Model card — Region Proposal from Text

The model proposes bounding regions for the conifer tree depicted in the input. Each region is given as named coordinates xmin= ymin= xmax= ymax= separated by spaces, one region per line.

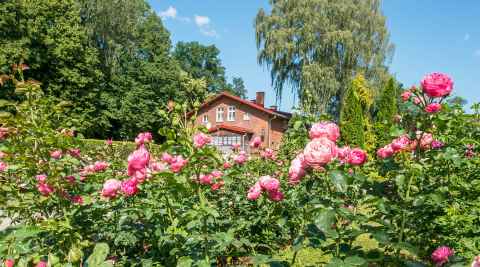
xmin=375 ymin=78 xmax=398 ymax=146
xmin=340 ymin=86 xmax=365 ymax=148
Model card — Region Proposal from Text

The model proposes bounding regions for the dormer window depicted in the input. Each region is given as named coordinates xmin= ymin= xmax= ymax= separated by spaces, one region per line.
xmin=216 ymin=107 xmax=224 ymax=122
xmin=227 ymin=106 xmax=236 ymax=121
xmin=243 ymin=112 xmax=250 ymax=121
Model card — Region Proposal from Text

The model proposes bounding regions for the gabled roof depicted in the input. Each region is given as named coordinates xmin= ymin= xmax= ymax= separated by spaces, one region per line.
xmin=208 ymin=124 xmax=253 ymax=135
xmin=196 ymin=91 xmax=291 ymax=119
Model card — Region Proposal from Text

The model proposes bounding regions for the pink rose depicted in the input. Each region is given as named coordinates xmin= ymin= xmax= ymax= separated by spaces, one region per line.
xmin=211 ymin=170 xmax=223 ymax=178
xmin=161 ymin=152 xmax=174 ymax=164
xmin=431 ymin=246 xmax=454 ymax=266
xmin=70 ymin=195 xmax=83 ymax=205
xmin=391 ymin=135 xmax=411 ymax=152
xmin=106 ymin=138 xmax=113 ymax=146
xmin=193 ymin=132 xmax=212 ymax=148
xmin=419 ymin=133 xmax=434 ymax=149
xmin=127 ymin=145 xmax=150 ymax=177
xmin=261 ymin=148 xmax=276 ymax=159
xmin=199 ymin=174 xmax=213 ymax=185
xmin=121 ymin=178 xmax=139 ymax=196
xmin=303 ymin=138 xmax=337 ymax=168
xmin=413 ymin=97 xmax=422 ymax=105
xmin=346 ymin=148 xmax=367 ymax=166
xmin=68 ymin=148 xmax=81 ymax=158
xmin=169 ymin=156 xmax=188 ymax=173
xmin=0 ymin=162 xmax=7 ymax=172
xmin=259 ymin=176 xmax=280 ymax=192
xmin=101 ymin=179 xmax=121 ymax=198
xmin=432 ymin=140 xmax=444 ymax=149
xmin=232 ymin=143 xmax=241 ymax=150
xmin=37 ymin=183 xmax=54 ymax=196
xmin=94 ymin=161 xmax=109 ymax=172
xmin=36 ymin=174 xmax=47 ymax=183
xmin=35 ymin=261 xmax=47 ymax=267
xmin=223 ymin=162 xmax=232 ymax=169
xmin=4 ymin=259 xmax=15 ymax=267
xmin=267 ymin=190 xmax=284 ymax=202
xmin=247 ymin=182 xmax=262 ymax=200
xmin=288 ymin=156 xmax=306 ymax=185
xmin=336 ymin=146 xmax=351 ymax=161
xmin=377 ymin=144 xmax=394 ymax=159
xmin=135 ymin=132 xmax=153 ymax=147
xmin=65 ymin=175 xmax=76 ymax=184
xmin=425 ymin=103 xmax=442 ymax=113
xmin=309 ymin=121 xmax=340 ymax=142
xmin=150 ymin=161 xmax=168 ymax=173
xmin=250 ymin=136 xmax=262 ymax=148
xmin=50 ymin=150 xmax=62 ymax=159
xmin=0 ymin=128 xmax=9 ymax=140
xmin=471 ymin=256 xmax=480 ymax=267
xmin=211 ymin=180 xmax=224 ymax=191
xmin=234 ymin=151 xmax=248 ymax=165
xmin=421 ymin=73 xmax=453 ymax=98
xmin=401 ymin=91 xmax=412 ymax=102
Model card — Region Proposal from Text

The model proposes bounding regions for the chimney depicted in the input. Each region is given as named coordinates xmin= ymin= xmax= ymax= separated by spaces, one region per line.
xmin=255 ymin=91 xmax=265 ymax=107
xmin=269 ymin=105 xmax=277 ymax=111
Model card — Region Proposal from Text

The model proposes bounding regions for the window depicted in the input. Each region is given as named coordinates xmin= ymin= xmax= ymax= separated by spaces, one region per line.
xmin=202 ymin=115 xmax=208 ymax=124
xmin=216 ymin=107 xmax=224 ymax=122
xmin=243 ymin=112 xmax=250 ymax=121
xmin=227 ymin=106 xmax=236 ymax=121
xmin=211 ymin=135 xmax=241 ymax=146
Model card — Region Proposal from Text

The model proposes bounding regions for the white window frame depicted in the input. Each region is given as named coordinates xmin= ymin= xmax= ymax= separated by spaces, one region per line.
xmin=227 ymin=106 xmax=236 ymax=121
xmin=216 ymin=107 xmax=224 ymax=122
xmin=243 ymin=112 xmax=250 ymax=121
xmin=202 ymin=115 xmax=209 ymax=124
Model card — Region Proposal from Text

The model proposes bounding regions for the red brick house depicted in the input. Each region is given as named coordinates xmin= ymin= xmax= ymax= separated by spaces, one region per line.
xmin=192 ymin=91 xmax=291 ymax=153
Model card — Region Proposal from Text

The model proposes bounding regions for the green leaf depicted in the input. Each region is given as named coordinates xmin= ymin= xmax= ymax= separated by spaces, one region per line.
xmin=314 ymin=209 xmax=336 ymax=237
xmin=86 ymin=243 xmax=109 ymax=266
xmin=176 ymin=256 xmax=193 ymax=267
xmin=344 ymin=256 xmax=366 ymax=266
xmin=329 ymin=171 xmax=347 ymax=192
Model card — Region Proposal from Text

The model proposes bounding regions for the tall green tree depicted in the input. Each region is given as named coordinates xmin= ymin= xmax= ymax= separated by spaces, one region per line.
xmin=255 ymin=0 xmax=394 ymax=115
xmin=374 ymin=78 xmax=398 ymax=146
xmin=229 ymin=77 xmax=247 ymax=99
xmin=340 ymin=80 xmax=366 ymax=148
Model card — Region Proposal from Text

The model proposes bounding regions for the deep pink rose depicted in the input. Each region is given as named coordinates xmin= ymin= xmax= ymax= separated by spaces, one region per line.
xmin=193 ymin=132 xmax=212 ymax=148
xmin=36 ymin=174 xmax=47 ymax=183
xmin=101 ymin=179 xmax=121 ymax=198
xmin=247 ymin=182 xmax=263 ymax=200
xmin=121 ymin=178 xmax=139 ymax=196
xmin=377 ymin=144 xmax=394 ymax=159
xmin=303 ymin=138 xmax=337 ymax=168
xmin=288 ymin=156 xmax=306 ymax=185
xmin=211 ymin=170 xmax=223 ymax=178
xmin=250 ymin=136 xmax=262 ymax=148
xmin=4 ymin=259 xmax=15 ymax=267
xmin=421 ymin=73 xmax=453 ymax=98
xmin=135 ymin=132 xmax=153 ymax=147
xmin=346 ymin=148 xmax=367 ymax=166
xmin=35 ymin=261 xmax=47 ymax=267
xmin=401 ymin=91 xmax=412 ymax=102
xmin=199 ymin=174 xmax=213 ymax=185
xmin=211 ymin=180 xmax=224 ymax=191
xmin=259 ymin=176 xmax=280 ymax=192
xmin=94 ymin=161 xmax=109 ymax=172
xmin=391 ymin=135 xmax=411 ymax=152
xmin=50 ymin=150 xmax=62 ymax=159
xmin=65 ymin=175 xmax=76 ymax=184
xmin=234 ymin=151 xmax=248 ymax=165
xmin=127 ymin=145 xmax=150 ymax=177
xmin=432 ymin=140 xmax=444 ymax=149
xmin=0 ymin=162 xmax=7 ymax=172
xmin=106 ymin=138 xmax=113 ymax=146
xmin=68 ymin=148 xmax=81 ymax=158
xmin=336 ymin=146 xmax=351 ymax=161
xmin=169 ymin=156 xmax=188 ymax=173
xmin=267 ymin=190 xmax=284 ymax=202
xmin=161 ymin=152 xmax=174 ymax=164
xmin=309 ymin=121 xmax=340 ymax=142
xmin=223 ymin=162 xmax=232 ymax=169
xmin=425 ymin=103 xmax=442 ymax=113
xmin=70 ymin=195 xmax=83 ymax=205
xmin=37 ymin=183 xmax=54 ymax=196
xmin=431 ymin=246 xmax=454 ymax=266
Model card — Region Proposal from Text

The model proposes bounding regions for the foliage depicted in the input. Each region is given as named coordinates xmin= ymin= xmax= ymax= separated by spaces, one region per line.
xmin=255 ymin=0 xmax=394 ymax=115
xmin=340 ymin=86 xmax=365 ymax=148
xmin=375 ymin=78 xmax=399 ymax=146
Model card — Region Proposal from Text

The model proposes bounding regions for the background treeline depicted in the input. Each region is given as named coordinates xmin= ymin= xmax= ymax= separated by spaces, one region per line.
xmin=0 ymin=0 xmax=245 ymax=140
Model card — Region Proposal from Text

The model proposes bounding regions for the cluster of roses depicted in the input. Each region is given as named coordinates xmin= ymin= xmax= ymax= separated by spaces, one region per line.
xmin=376 ymin=132 xmax=444 ymax=159
xmin=401 ymin=72 xmax=453 ymax=113
xmin=3 ymin=259 xmax=47 ymax=267
xmin=198 ymin=170 xmax=225 ymax=191
xmin=288 ymin=121 xmax=367 ymax=185
xmin=247 ymin=175 xmax=284 ymax=202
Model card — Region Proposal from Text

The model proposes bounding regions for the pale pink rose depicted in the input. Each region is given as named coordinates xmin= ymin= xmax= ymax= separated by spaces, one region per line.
xmin=413 ymin=97 xmax=422 ymax=105
xmin=288 ymin=156 xmax=306 ymax=185
xmin=377 ymin=144 xmax=394 ymax=159
xmin=199 ymin=174 xmax=213 ymax=185
xmin=68 ymin=148 xmax=81 ymax=158
xmin=420 ymin=133 xmax=434 ymax=149
xmin=267 ymin=190 xmax=284 ymax=202
xmin=50 ymin=150 xmax=62 ymax=159
xmin=0 ymin=151 xmax=6 ymax=158
xmin=4 ymin=259 xmax=15 ymax=267
xmin=250 ymin=136 xmax=262 ymax=148
xmin=303 ymin=138 xmax=337 ymax=168
xmin=432 ymin=140 xmax=444 ymax=149
xmin=131 ymin=169 xmax=147 ymax=183
xmin=70 ymin=195 xmax=83 ymax=205
xmin=401 ymin=91 xmax=412 ymax=102
xmin=425 ymin=103 xmax=442 ymax=113
xmin=223 ymin=162 xmax=232 ymax=169
xmin=232 ymin=143 xmax=241 ymax=150
xmin=234 ymin=151 xmax=248 ymax=165
xmin=211 ymin=180 xmax=224 ymax=191
xmin=259 ymin=176 xmax=280 ymax=192
xmin=169 ymin=156 xmax=188 ymax=173
xmin=336 ymin=146 xmax=351 ymax=161
xmin=261 ymin=148 xmax=276 ymax=159
xmin=135 ymin=132 xmax=153 ymax=147
xmin=127 ymin=145 xmax=150 ymax=177
xmin=94 ymin=161 xmax=109 ymax=172
xmin=247 ymin=182 xmax=262 ymax=200
xmin=211 ymin=170 xmax=223 ymax=178
xmin=0 ymin=162 xmax=7 ymax=172
xmin=150 ymin=161 xmax=168 ymax=173
xmin=101 ymin=179 xmax=121 ymax=198
xmin=106 ymin=138 xmax=113 ymax=146
xmin=470 ymin=256 xmax=480 ymax=267
xmin=37 ymin=183 xmax=54 ymax=196
xmin=391 ymin=135 xmax=411 ymax=152
xmin=346 ymin=148 xmax=367 ymax=166
xmin=431 ymin=246 xmax=454 ymax=266
xmin=35 ymin=174 xmax=47 ymax=183
xmin=121 ymin=178 xmax=139 ymax=196
xmin=161 ymin=152 xmax=174 ymax=164
xmin=421 ymin=73 xmax=453 ymax=98
xmin=193 ymin=132 xmax=212 ymax=148
xmin=309 ymin=121 xmax=340 ymax=142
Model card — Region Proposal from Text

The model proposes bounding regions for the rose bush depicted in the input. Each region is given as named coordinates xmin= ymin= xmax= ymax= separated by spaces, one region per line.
xmin=0 ymin=69 xmax=479 ymax=266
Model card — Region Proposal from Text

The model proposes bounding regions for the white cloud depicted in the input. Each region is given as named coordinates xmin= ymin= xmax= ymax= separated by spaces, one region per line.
xmin=464 ymin=33 xmax=470 ymax=41
xmin=159 ymin=6 xmax=177 ymax=19
xmin=474 ymin=49 xmax=480 ymax=57
xmin=194 ymin=15 xmax=219 ymax=37
xmin=194 ymin=15 xmax=210 ymax=27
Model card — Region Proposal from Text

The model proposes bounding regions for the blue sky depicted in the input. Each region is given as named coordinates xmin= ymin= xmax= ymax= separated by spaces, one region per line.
xmin=148 ymin=0 xmax=480 ymax=111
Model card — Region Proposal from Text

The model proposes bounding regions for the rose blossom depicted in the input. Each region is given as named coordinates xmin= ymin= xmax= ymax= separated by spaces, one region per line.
xmin=309 ymin=121 xmax=340 ymax=142
xmin=65 ymin=175 xmax=76 ymax=184
xmin=36 ymin=174 xmax=47 ymax=183
xmin=223 ymin=162 xmax=232 ymax=169
xmin=259 ymin=176 xmax=280 ymax=192
xmin=37 ymin=183 xmax=54 ymax=196
xmin=250 ymin=136 xmax=262 ymax=148
xmin=346 ymin=148 xmax=367 ymax=166
xmin=419 ymin=133 xmax=434 ymax=149
xmin=391 ymin=135 xmax=411 ymax=152
xmin=35 ymin=261 xmax=47 ymax=267
xmin=234 ymin=151 xmax=248 ymax=165
xmin=4 ymin=259 xmax=14 ymax=267
xmin=0 ymin=162 xmax=7 ymax=172
xmin=431 ymin=246 xmax=454 ymax=266
xmin=267 ymin=190 xmax=284 ymax=202
xmin=70 ymin=195 xmax=83 ymax=205
xmin=425 ymin=103 xmax=442 ymax=113
xmin=336 ymin=146 xmax=351 ymax=161
xmin=0 ymin=128 xmax=9 ymax=140
xmin=127 ymin=145 xmax=150 ymax=177
xmin=432 ymin=140 xmax=444 ymax=149
xmin=150 ymin=161 xmax=168 ymax=173
xmin=377 ymin=144 xmax=394 ymax=159
xmin=413 ymin=97 xmax=422 ymax=105
xmin=199 ymin=174 xmax=213 ymax=185
xmin=421 ymin=73 xmax=453 ymax=98
xmin=135 ymin=132 xmax=153 ymax=147
xmin=169 ymin=156 xmax=188 ymax=173
xmin=261 ymin=148 xmax=275 ymax=159
xmin=101 ymin=179 xmax=122 ymax=198
xmin=211 ymin=180 xmax=224 ymax=191
xmin=471 ymin=256 xmax=480 ymax=267
xmin=247 ymin=182 xmax=262 ymax=200
xmin=288 ymin=156 xmax=306 ymax=185
xmin=50 ymin=150 xmax=62 ymax=159
xmin=161 ymin=152 xmax=174 ymax=164
xmin=303 ymin=137 xmax=337 ymax=169
xmin=193 ymin=132 xmax=212 ymax=148
xmin=211 ymin=170 xmax=223 ymax=178
xmin=68 ymin=148 xmax=81 ymax=158
xmin=121 ymin=178 xmax=139 ymax=196
xmin=232 ymin=143 xmax=241 ymax=150
xmin=106 ymin=138 xmax=113 ymax=146
xmin=401 ymin=91 xmax=412 ymax=102
xmin=94 ymin=161 xmax=109 ymax=172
